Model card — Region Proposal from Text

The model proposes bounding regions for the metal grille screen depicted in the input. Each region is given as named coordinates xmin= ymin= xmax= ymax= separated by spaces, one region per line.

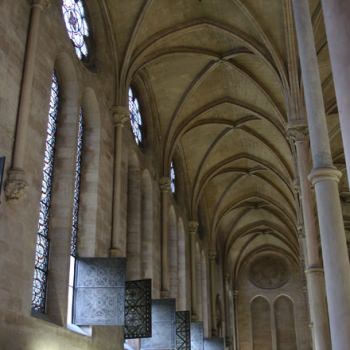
xmin=176 ymin=311 xmax=191 ymax=350
xmin=124 ymin=279 xmax=152 ymax=339
xmin=73 ymin=257 xmax=126 ymax=325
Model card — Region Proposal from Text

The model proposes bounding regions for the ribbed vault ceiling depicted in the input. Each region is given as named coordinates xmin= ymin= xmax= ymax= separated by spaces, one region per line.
xmin=104 ymin=0 xmax=341 ymax=278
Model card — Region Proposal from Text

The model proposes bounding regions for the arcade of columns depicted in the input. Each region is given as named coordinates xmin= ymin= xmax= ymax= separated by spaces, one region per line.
xmin=3 ymin=0 xmax=350 ymax=349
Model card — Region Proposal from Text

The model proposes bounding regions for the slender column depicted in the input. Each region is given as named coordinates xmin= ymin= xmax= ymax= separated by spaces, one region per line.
xmin=110 ymin=106 xmax=129 ymax=257
xmin=321 ymin=0 xmax=350 ymax=179
xmin=223 ymin=275 xmax=232 ymax=350
xmin=5 ymin=0 xmax=50 ymax=200
xmin=208 ymin=250 xmax=217 ymax=336
xmin=188 ymin=221 xmax=199 ymax=320
xmin=232 ymin=289 xmax=238 ymax=350
xmin=160 ymin=177 xmax=171 ymax=297
xmin=293 ymin=1 xmax=350 ymax=349
xmin=288 ymin=122 xmax=331 ymax=350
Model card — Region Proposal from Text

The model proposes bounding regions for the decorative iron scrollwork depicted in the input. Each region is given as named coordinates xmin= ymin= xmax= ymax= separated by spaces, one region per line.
xmin=176 ymin=311 xmax=191 ymax=350
xmin=124 ymin=279 xmax=152 ymax=339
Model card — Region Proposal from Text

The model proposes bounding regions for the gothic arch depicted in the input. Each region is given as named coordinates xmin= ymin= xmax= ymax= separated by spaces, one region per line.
xmin=45 ymin=52 xmax=80 ymax=325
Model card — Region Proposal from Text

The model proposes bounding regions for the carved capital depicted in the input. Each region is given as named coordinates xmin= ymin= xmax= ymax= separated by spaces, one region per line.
xmin=308 ymin=167 xmax=342 ymax=185
xmin=208 ymin=250 xmax=217 ymax=261
xmin=159 ymin=177 xmax=171 ymax=192
xmin=32 ymin=0 xmax=50 ymax=10
xmin=287 ymin=120 xmax=308 ymax=143
xmin=5 ymin=168 xmax=27 ymax=200
xmin=111 ymin=106 xmax=129 ymax=127
xmin=188 ymin=221 xmax=199 ymax=235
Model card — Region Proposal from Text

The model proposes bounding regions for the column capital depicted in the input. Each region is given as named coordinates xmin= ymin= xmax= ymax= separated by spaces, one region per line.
xmin=208 ymin=250 xmax=217 ymax=260
xmin=188 ymin=221 xmax=199 ymax=235
xmin=32 ymin=0 xmax=51 ymax=10
xmin=111 ymin=105 xmax=129 ymax=127
xmin=308 ymin=167 xmax=342 ymax=185
xmin=5 ymin=168 xmax=27 ymax=201
xmin=287 ymin=120 xmax=309 ymax=143
xmin=159 ymin=177 xmax=171 ymax=192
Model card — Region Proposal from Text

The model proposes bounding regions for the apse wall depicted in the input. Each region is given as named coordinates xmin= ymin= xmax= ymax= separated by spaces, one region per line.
xmin=236 ymin=253 xmax=310 ymax=350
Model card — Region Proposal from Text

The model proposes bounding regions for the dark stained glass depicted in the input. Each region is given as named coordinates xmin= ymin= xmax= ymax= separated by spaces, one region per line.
xmin=62 ymin=0 xmax=89 ymax=60
xmin=128 ymin=87 xmax=143 ymax=145
xmin=32 ymin=72 xmax=59 ymax=313
xmin=70 ymin=109 xmax=83 ymax=257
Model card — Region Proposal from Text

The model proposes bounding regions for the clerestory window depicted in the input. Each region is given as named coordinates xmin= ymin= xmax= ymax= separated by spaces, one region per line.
xmin=62 ymin=0 xmax=90 ymax=61
xmin=170 ymin=161 xmax=176 ymax=193
xmin=128 ymin=87 xmax=144 ymax=146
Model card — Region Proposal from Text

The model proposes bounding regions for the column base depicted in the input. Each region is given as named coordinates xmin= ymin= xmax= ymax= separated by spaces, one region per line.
xmin=5 ymin=168 xmax=27 ymax=200
xmin=109 ymin=247 xmax=124 ymax=257
xmin=160 ymin=289 xmax=170 ymax=298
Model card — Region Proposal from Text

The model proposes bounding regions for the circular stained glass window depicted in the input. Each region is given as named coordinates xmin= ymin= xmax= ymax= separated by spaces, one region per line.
xmin=62 ymin=0 xmax=90 ymax=60
xmin=128 ymin=88 xmax=143 ymax=145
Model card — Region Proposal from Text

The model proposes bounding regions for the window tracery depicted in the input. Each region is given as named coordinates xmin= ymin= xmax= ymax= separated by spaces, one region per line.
xmin=62 ymin=0 xmax=90 ymax=60
xmin=128 ymin=87 xmax=143 ymax=145
xmin=32 ymin=72 xmax=59 ymax=313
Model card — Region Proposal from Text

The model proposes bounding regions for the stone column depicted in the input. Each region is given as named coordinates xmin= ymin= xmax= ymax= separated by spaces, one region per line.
xmin=160 ymin=177 xmax=171 ymax=297
xmin=288 ymin=122 xmax=331 ymax=350
xmin=208 ymin=250 xmax=217 ymax=336
xmin=293 ymin=1 xmax=350 ymax=348
xmin=5 ymin=0 xmax=50 ymax=200
xmin=188 ymin=221 xmax=199 ymax=320
xmin=223 ymin=275 xmax=232 ymax=350
xmin=232 ymin=289 xmax=238 ymax=350
xmin=110 ymin=106 xmax=129 ymax=257
xmin=321 ymin=0 xmax=350 ymax=179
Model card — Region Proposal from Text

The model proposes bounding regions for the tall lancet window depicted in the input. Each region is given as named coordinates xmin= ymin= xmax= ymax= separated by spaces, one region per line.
xmin=170 ymin=161 xmax=176 ymax=193
xmin=62 ymin=0 xmax=90 ymax=61
xmin=70 ymin=109 xmax=83 ymax=258
xmin=32 ymin=73 xmax=60 ymax=313
xmin=128 ymin=87 xmax=144 ymax=146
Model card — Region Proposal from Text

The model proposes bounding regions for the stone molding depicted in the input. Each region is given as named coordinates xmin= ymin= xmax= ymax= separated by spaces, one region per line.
xmin=5 ymin=168 xmax=27 ymax=201
xmin=159 ymin=177 xmax=171 ymax=192
xmin=32 ymin=0 xmax=51 ymax=10
xmin=188 ymin=221 xmax=199 ymax=235
xmin=111 ymin=106 xmax=129 ymax=127
xmin=287 ymin=120 xmax=309 ymax=142
xmin=308 ymin=167 xmax=342 ymax=185
xmin=208 ymin=250 xmax=217 ymax=261
xmin=305 ymin=266 xmax=324 ymax=275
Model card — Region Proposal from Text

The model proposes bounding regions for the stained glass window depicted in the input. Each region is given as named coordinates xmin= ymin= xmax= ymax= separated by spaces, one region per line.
xmin=170 ymin=161 xmax=176 ymax=193
xmin=32 ymin=72 xmax=60 ymax=313
xmin=62 ymin=0 xmax=90 ymax=60
xmin=70 ymin=109 xmax=83 ymax=257
xmin=128 ymin=87 xmax=143 ymax=145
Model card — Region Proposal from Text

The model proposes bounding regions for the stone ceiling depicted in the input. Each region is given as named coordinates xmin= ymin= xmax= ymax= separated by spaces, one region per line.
xmin=104 ymin=0 xmax=342 ymax=278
